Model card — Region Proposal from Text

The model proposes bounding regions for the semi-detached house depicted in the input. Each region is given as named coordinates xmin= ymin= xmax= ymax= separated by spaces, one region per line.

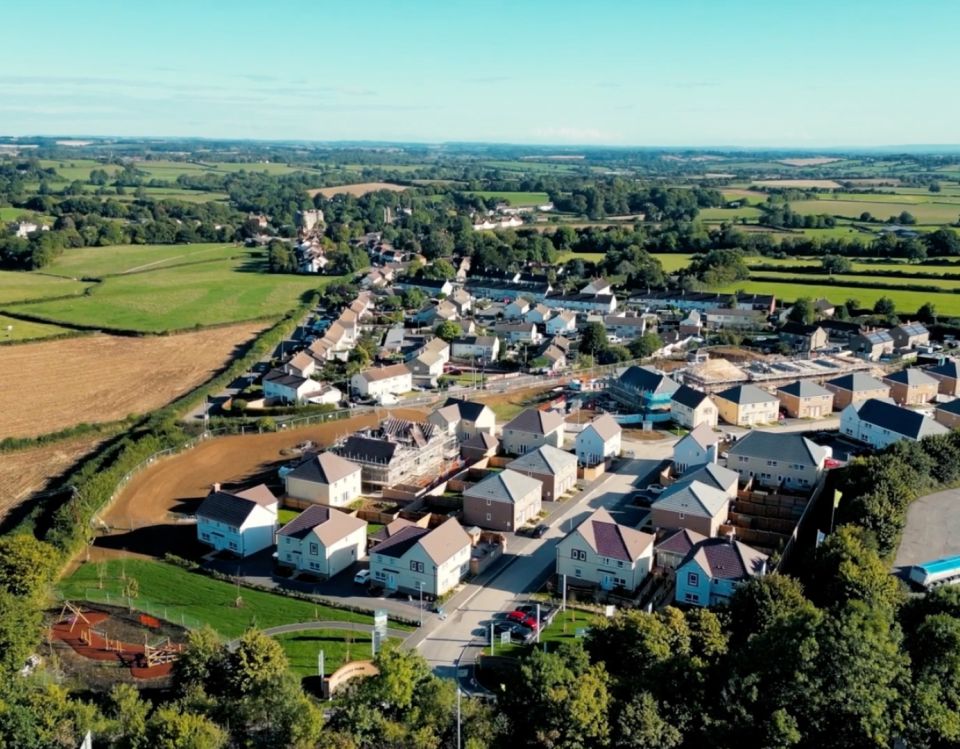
xmin=675 ymin=537 xmax=768 ymax=607
xmin=556 ymin=508 xmax=655 ymax=592
xmin=351 ymin=363 xmax=412 ymax=399
xmin=501 ymin=408 xmax=565 ymax=455
xmin=462 ymin=469 xmax=542 ymax=531
xmin=726 ymin=430 xmax=831 ymax=491
xmin=276 ymin=504 xmax=367 ymax=579
xmin=368 ymin=518 xmax=472 ymax=597
xmin=507 ymin=444 xmax=578 ymax=501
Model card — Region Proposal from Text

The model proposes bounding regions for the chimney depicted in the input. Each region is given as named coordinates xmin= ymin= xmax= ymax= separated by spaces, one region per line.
xmin=212 ymin=482 xmax=221 ymax=493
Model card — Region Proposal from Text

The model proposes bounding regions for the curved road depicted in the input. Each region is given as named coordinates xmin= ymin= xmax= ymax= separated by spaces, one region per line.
xmin=228 ymin=620 xmax=409 ymax=648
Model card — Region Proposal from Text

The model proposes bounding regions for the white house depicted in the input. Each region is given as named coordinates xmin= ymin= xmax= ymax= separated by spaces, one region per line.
xmin=451 ymin=336 xmax=500 ymax=361
xmin=543 ymin=293 xmax=617 ymax=314
xmin=581 ymin=277 xmax=613 ymax=296
xmin=546 ymin=310 xmax=578 ymax=335
xmin=575 ymin=413 xmax=622 ymax=467
xmin=675 ymin=537 xmax=768 ymax=607
xmin=195 ymin=484 xmax=278 ymax=558
xmin=284 ymin=452 xmax=363 ymax=508
xmin=501 ymin=408 xmax=565 ymax=455
xmin=368 ymin=518 xmax=472 ymax=597
xmin=428 ymin=398 xmax=497 ymax=441
xmin=524 ymin=303 xmax=553 ymax=325
xmin=556 ymin=508 xmax=655 ymax=592
xmin=672 ymin=424 xmax=720 ymax=473
xmin=504 ymin=298 xmax=533 ymax=320
xmin=491 ymin=323 xmax=542 ymax=345
xmin=276 ymin=505 xmax=367 ymax=579
xmin=670 ymin=385 xmax=719 ymax=429
xmin=263 ymin=369 xmax=320 ymax=404
xmin=840 ymin=398 xmax=949 ymax=450
xmin=351 ymin=363 xmax=413 ymax=399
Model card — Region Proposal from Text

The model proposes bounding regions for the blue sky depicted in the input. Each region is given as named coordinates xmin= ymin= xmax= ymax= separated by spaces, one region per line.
xmin=1 ymin=0 xmax=958 ymax=147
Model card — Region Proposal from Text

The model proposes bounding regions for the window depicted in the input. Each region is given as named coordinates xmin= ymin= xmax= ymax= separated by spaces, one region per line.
xmin=615 ymin=577 xmax=627 ymax=587
xmin=486 ymin=499 xmax=492 ymax=506
xmin=684 ymin=592 xmax=699 ymax=603
xmin=228 ymin=541 xmax=238 ymax=551
xmin=571 ymin=549 xmax=587 ymax=561
xmin=201 ymin=533 xmax=210 ymax=541
xmin=486 ymin=513 xmax=491 ymax=522
xmin=678 ymin=513 xmax=685 ymax=520
xmin=617 ymin=560 xmax=624 ymax=568
xmin=766 ymin=460 xmax=777 ymax=467
xmin=309 ymin=543 xmax=319 ymax=556
xmin=687 ymin=571 xmax=700 ymax=586
xmin=309 ymin=562 xmax=321 ymax=571
xmin=410 ymin=560 xmax=424 ymax=573
xmin=575 ymin=568 xmax=582 ymax=578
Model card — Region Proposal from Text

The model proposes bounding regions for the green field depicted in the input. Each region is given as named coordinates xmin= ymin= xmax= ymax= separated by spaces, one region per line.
xmin=556 ymin=251 xmax=607 ymax=264
xmin=7 ymin=250 xmax=341 ymax=332
xmin=275 ymin=630 xmax=400 ymax=679
xmin=467 ymin=190 xmax=551 ymax=206
xmin=45 ymin=243 xmax=243 ymax=278
xmin=790 ymin=198 xmax=960 ymax=224
xmin=698 ymin=206 xmax=764 ymax=221
xmin=0 ymin=206 xmax=48 ymax=223
xmin=755 ymin=270 xmax=960 ymax=290
xmin=59 ymin=560 xmax=377 ymax=639
xmin=0 ymin=313 xmax=72 ymax=342
xmin=0 ymin=270 xmax=90 ymax=304
xmin=649 ymin=253 xmax=696 ymax=272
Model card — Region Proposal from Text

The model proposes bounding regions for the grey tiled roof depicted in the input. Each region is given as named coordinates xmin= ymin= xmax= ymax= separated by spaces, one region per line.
xmin=463 ymin=469 xmax=542 ymax=504
xmin=727 ymin=430 xmax=829 ymax=468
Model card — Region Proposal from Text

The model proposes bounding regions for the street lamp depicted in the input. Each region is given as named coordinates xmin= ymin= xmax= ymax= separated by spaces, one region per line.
xmin=418 ymin=581 xmax=424 ymax=626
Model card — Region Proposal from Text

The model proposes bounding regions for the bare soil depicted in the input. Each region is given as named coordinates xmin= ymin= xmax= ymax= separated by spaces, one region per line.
xmin=777 ymin=157 xmax=842 ymax=167
xmin=0 ymin=323 xmax=264 ymax=439
xmin=308 ymin=182 xmax=408 ymax=198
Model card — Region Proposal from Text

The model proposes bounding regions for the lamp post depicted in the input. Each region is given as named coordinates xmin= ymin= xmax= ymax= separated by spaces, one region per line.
xmin=456 ymin=686 xmax=462 ymax=749
xmin=418 ymin=581 xmax=424 ymax=626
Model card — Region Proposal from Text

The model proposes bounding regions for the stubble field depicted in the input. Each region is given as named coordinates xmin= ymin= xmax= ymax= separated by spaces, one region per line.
xmin=308 ymin=182 xmax=408 ymax=198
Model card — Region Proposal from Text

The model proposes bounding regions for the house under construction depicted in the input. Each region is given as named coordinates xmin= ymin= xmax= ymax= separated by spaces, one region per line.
xmin=333 ymin=418 xmax=456 ymax=490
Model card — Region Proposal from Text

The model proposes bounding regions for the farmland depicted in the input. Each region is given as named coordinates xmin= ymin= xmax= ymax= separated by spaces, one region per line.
xmin=0 ymin=322 xmax=264 ymax=439
xmin=0 ymin=313 xmax=71 ymax=341
xmin=467 ymin=191 xmax=551 ymax=206
xmin=0 ymin=270 xmax=90 ymax=304
xmin=752 ymin=179 xmax=843 ymax=189
xmin=698 ymin=206 xmax=764 ymax=221
xmin=789 ymin=197 xmax=960 ymax=224
xmin=308 ymin=182 xmax=408 ymax=198
xmin=44 ymin=242 xmax=244 ymax=278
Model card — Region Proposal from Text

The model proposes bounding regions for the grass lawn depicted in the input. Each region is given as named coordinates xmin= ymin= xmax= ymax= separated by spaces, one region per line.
xmin=650 ymin=253 xmax=697 ymax=272
xmin=0 ymin=270 xmax=90 ymax=304
xmin=58 ymin=559 xmax=378 ymax=639
xmin=6 ymin=256 xmax=344 ymax=332
xmin=277 ymin=508 xmax=301 ymax=526
xmin=275 ymin=630 xmax=400 ymax=678
xmin=466 ymin=190 xmax=550 ymax=206
xmin=754 ymin=270 xmax=960 ymax=290
xmin=484 ymin=608 xmax=600 ymax=658
xmin=45 ymin=243 xmax=244 ymax=278
xmin=0 ymin=314 xmax=73 ymax=342
xmin=366 ymin=523 xmax=385 ymax=537
xmin=0 ymin=206 xmax=48 ymax=222
xmin=698 ymin=206 xmax=763 ymax=221
xmin=556 ymin=251 xmax=607 ymax=264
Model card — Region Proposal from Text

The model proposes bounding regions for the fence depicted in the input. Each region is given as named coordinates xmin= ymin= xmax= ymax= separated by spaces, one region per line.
xmin=54 ymin=590 xmax=206 ymax=631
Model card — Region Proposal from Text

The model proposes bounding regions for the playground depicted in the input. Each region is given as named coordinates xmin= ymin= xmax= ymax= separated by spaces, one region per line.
xmin=50 ymin=602 xmax=187 ymax=681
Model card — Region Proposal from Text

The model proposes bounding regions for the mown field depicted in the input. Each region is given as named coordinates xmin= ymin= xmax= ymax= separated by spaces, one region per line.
xmin=45 ymin=242 xmax=244 ymax=279
xmin=467 ymin=190 xmax=551 ymax=206
xmin=0 ymin=313 xmax=71 ymax=341
xmin=6 ymin=251 xmax=338 ymax=332
xmin=0 ymin=206 xmax=48 ymax=222
xmin=0 ymin=270 xmax=90 ymax=304
xmin=755 ymin=270 xmax=960 ymax=289
xmin=789 ymin=197 xmax=960 ymax=224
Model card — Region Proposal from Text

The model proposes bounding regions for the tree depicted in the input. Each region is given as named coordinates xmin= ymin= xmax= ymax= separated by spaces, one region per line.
xmin=629 ymin=332 xmax=663 ymax=359
xmin=0 ymin=534 xmax=58 ymax=599
xmin=899 ymin=210 xmax=917 ymax=225
xmin=788 ymin=297 xmax=816 ymax=325
xmin=147 ymin=708 xmax=227 ymax=749
xmin=917 ymin=301 xmax=937 ymax=324
xmin=434 ymin=320 xmax=461 ymax=342
xmin=581 ymin=322 xmax=609 ymax=357
xmin=0 ymin=590 xmax=42 ymax=676
xmin=821 ymin=254 xmax=851 ymax=275
xmin=614 ymin=692 xmax=682 ymax=749
xmin=225 ymin=629 xmax=288 ymax=698
xmin=727 ymin=574 xmax=814 ymax=648
xmin=929 ymin=181 xmax=942 ymax=193
xmin=266 ymin=240 xmax=296 ymax=273
xmin=105 ymin=683 xmax=150 ymax=749
xmin=173 ymin=626 xmax=225 ymax=695
xmin=420 ymin=258 xmax=456 ymax=280
xmin=873 ymin=296 xmax=896 ymax=318
xmin=845 ymin=297 xmax=861 ymax=315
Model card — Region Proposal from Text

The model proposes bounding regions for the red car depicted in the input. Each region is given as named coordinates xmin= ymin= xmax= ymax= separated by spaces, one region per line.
xmin=506 ymin=610 xmax=538 ymax=630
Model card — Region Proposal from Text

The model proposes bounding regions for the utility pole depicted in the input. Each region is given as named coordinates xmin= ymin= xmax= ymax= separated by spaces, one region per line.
xmin=318 ymin=649 xmax=324 ymax=680
xmin=490 ymin=622 xmax=495 ymax=655
xmin=419 ymin=581 xmax=424 ymax=627
xmin=456 ymin=687 xmax=462 ymax=749
xmin=536 ymin=603 xmax=541 ymax=644
xmin=562 ymin=573 xmax=567 ymax=612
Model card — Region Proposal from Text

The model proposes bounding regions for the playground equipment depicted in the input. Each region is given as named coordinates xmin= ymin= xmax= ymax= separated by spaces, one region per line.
xmin=59 ymin=601 xmax=90 ymax=633
xmin=143 ymin=637 xmax=183 ymax=668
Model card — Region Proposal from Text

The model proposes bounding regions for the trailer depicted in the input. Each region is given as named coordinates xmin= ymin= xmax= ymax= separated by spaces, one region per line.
xmin=908 ymin=555 xmax=960 ymax=589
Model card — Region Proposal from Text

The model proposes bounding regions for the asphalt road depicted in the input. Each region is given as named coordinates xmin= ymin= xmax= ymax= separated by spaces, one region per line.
xmin=894 ymin=487 xmax=960 ymax=574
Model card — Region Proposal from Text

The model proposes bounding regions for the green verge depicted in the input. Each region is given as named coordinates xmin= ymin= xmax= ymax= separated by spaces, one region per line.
xmin=275 ymin=631 xmax=401 ymax=679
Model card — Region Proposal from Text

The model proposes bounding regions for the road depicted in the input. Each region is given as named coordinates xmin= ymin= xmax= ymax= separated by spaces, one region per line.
xmin=405 ymin=443 xmax=675 ymax=682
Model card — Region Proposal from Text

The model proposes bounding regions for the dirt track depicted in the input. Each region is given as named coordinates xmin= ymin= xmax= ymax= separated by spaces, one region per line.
xmin=0 ymin=323 xmax=264 ymax=439
xmin=102 ymin=408 xmax=428 ymax=533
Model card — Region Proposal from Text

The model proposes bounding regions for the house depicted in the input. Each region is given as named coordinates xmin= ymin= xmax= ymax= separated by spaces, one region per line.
xmin=714 ymin=384 xmax=779 ymax=426
xmin=704 ymin=307 xmax=767 ymax=330
xmin=575 ymin=413 xmax=622 ymax=467
xmin=536 ymin=344 xmax=567 ymax=373
xmin=679 ymin=310 xmax=703 ymax=337
xmin=934 ymin=399 xmax=960 ymax=430
xmin=824 ymin=372 xmax=891 ymax=410
xmin=195 ymin=484 xmax=278 ymax=558
xmin=394 ymin=277 xmax=454 ymax=297
xmin=650 ymin=479 xmax=730 ymax=537
xmin=602 ymin=313 xmax=653 ymax=341
xmin=882 ymin=368 xmax=939 ymax=406
xmin=524 ymin=303 xmax=553 ymax=325
xmin=368 ymin=518 xmax=472 ymax=597
xmin=507 ymin=444 xmax=578 ymax=501
xmin=543 ymin=293 xmax=617 ymax=314
xmin=841 ymin=398 xmax=949 ymax=450
xmin=546 ymin=310 xmax=578 ymax=335
xmin=675 ymin=537 xmax=768 ymax=607
xmin=465 ymin=279 xmax=551 ymax=302
xmin=891 ymin=321 xmax=930 ymax=350
xmin=779 ymin=322 xmax=829 ymax=353
xmin=457 ymin=318 xmax=478 ymax=337
xmin=673 ymin=424 xmax=720 ymax=473
xmin=451 ymin=336 xmax=500 ymax=361
xmin=726 ymin=431 xmax=831 ymax=491
xmin=262 ymin=369 xmax=323 ymax=405
xmin=608 ymin=366 xmax=680 ymax=414
xmin=412 ymin=300 xmax=458 ymax=326
xmin=655 ymin=528 xmax=707 ymax=571
xmin=460 ymin=432 xmax=500 ymax=462
xmin=284 ymin=350 xmax=317 ymax=379
xmin=335 ymin=418 xmax=452 ymax=488
xmin=682 ymin=462 xmax=740 ymax=498
xmin=462 ymin=469 xmax=542 ymax=531
xmin=448 ymin=288 xmax=473 ymax=316
xmin=556 ymin=508 xmax=655 ymax=592
xmin=351 ymin=363 xmax=413 ymax=399
xmin=276 ymin=505 xmax=366 ymax=578
xmin=428 ymin=398 xmax=497 ymax=441
xmin=850 ymin=329 xmax=895 ymax=361
xmin=925 ymin=358 xmax=960 ymax=396
xmin=284 ymin=452 xmax=362 ymax=508
xmin=408 ymin=349 xmax=446 ymax=386
xmin=581 ymin=277 xmax=613 ymax=296
xmin=501 ymin=408 xmax=566 ymax=455
xmin=504 ymin=298 xmax=533 ymax=320
xmin=670 ymin=385 xmax=719 ymax=429
xmin=491 ymin=322 xmax=542 ymax=345
xmin=820 ymin=319 xmax=862 ymax=343
xmin=776 ymin=380 xmax=835 ymax=419
xmin=813 ymin=298 xmax=836 ymax=319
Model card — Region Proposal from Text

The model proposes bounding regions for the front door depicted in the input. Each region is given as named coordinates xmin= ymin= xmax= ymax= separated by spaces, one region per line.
xmin=601 ymin=575 xmax=615 ymax=591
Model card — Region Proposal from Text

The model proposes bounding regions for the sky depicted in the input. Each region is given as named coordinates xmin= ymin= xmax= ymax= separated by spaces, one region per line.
xmin=1 ymin=0 xmax=958 ymax=148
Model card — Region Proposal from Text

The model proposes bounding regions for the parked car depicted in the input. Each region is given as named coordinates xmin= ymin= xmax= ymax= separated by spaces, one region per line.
xmin=646 ymin=484 xmax=664 ymax=495
xmin=631 ymin=492 xmax=653 ymax=507
xmin=531 ymin=523 xmax=549 ymax=538
xmin=353 ymin=570 xmax=370 ymax=585
xmin=517 ymin=604 xmax=553 ymax=623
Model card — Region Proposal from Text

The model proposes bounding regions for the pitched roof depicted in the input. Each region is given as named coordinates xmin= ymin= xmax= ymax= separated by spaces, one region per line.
xmin=442 ymin=398 xmax=492 ymax=423
xmin=656 ymin=527 xmax=708 ymax=556
xmin=338 ymin=435 xmax=397 ymax=464
xmin=288 ymin=452 xmax=360 ymax=485
xmin=508 ymin=445 xmax=577 ymax=476
xmin=575 ymin=507 xmax=654 ymax=562
xmin=681 ymin=423 xmax=720 ymax=449
xmin=856 ymin=329 xmax=894 ymax=345
xmin=618 ymin=366 xmax=680 ymax=396
xmin=358 ymin=362 xmax=411 ymax=383
xmin=373 ymin=524 xmax=431 ymax=559
xmin=264 ymin=369 xmax=309 ymax=389
xmin=883 ymin=368 xmax=938 ymax=387
xmin=682 ymin=537 xmax=768 ymax=580
xmin=927 ymin=358 xmax=960 ymax=379
xmin=777 ymin=380 xmax=832 ymax=398
xmin=715 ymin=384 xmax=778 ymax=405
xmin=894 ymin=322 xmax=929 ymax=337
xmin=583 ymin=413 xmax=621 ymax=442
xmin=197 ymin=485 xmax=277 ymax=526
xmin=672 ymin=384 xmax=711 ymax=409
xmin=464 ymin=469 xmax=542 ymax=504
xmin=825 ymin=372 xmax=889 ymax=393
xmin=277 ymin=504 xmax=365 ymax=545
xmin=853 ymin=398 xmax=949 ymax=440
xmin=462 ymin=432 xmax=499 ymax=451
xmin=369 ymin=517 xmax=416 ymax=544
xmin=780 ymin=321 xmax=823 ymax=336
xmin=681 ymin=463 xmax=739 ymax=493
xmin=936 ymin=399 xmax=960 ymax=416
xmin=727 ymin=430 xmax=829 ymax=467
xmin=418 ymin=518 xmax=472 ymax=564
xmin=653 ymin=480 xmax=729 ymax=519
xmin=504 ymin=408 xmax=565 ymax=435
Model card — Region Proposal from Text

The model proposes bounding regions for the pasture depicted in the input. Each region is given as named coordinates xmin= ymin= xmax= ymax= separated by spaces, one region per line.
xmin=752 ymin=179 xmax=843 ymax=189
xmin=46 ymin=243 xmax=243 ymax=278
xmin=466 ymin=190 xmax=551 ymax=206
xmin=0 ymin=271 xmax=89 ymax=304
xmin=698 ymin=206 xmax=763 ymax=221
xmin=789 ymin=197 xmax=960 ymax=224
xmin=0 ymin=314 xmax=72 ymax=342
xmin=308 ymin=182 xmax=408 ymax=198
xmin=721 ymin=189 xmax=768 ymax=205
xmin=555 ymin=251 xmax=607 ymax=264
xmin=6 ymin=254 xmax=337 ymax=332
xmin=0 ymin=206 xmax=48 ymax=222
xmin=0 ymin=323 xmax=263 ymax=438
xmin=754 ymin=270 xmax=960 ymax=291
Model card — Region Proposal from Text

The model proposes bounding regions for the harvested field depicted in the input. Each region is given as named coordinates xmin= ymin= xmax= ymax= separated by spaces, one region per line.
xmin=476 ymin=384 xmax=557 ymax=422
xmin=0 ymin=322 xmax=263 ymax=439
xmin=99 ymin=408 xmax=428 ymax=551
xmin=752 ymin=179 xmax=843 ymax=189
xmin=308 ymin=182 xmax=407 ymax=198
xmin=777 ymin=157 xmax=842 ymax=167
xmin=0 ymin=435 xmax=107 ymax=520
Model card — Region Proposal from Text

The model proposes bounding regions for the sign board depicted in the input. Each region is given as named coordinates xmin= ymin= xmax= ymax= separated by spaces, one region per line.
xmin=604 ymin=605 xmax=616 ymax=618
xmin=500 ymin=631 xmax=512 ymax=645
xmin=575 ymin=627 xmax=588 ymax=639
